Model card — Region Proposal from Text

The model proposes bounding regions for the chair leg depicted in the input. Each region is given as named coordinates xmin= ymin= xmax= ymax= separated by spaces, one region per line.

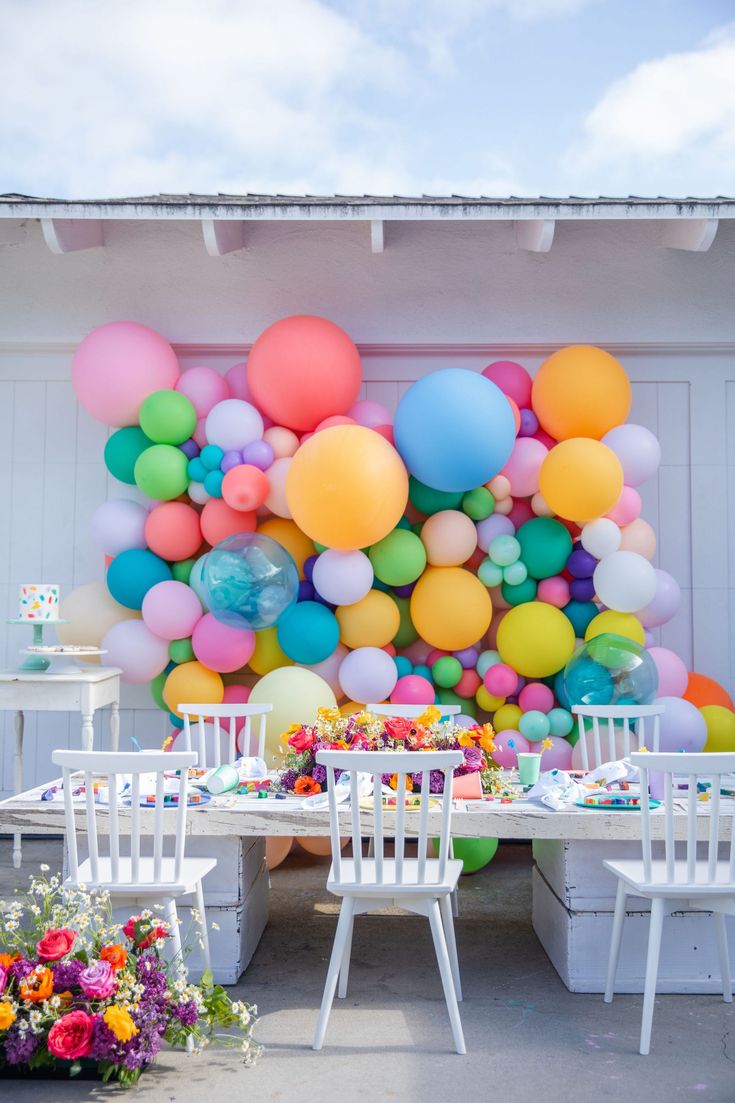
xmin=195 ymin=879 xmax=212 ymax=974
xmin=449 ymin=839 xmax=459 ymax=918
xmin=164 ymin=898 xmax=193 ymax=1053
xmin=313 ymin=899 xmax=354 ymax=1051
xmin=714 ymin=911 xmax=732 ymax=1003
xmin=639 ymin=897 xmax=665 ymax=1056
xmin=604 ymin=880 xmax=627 ymax=1004
xmin=439 ymin=893 xmax=462 ymax=1001
xmin=428 ymin=899 xmax=466 ymax=1055
xmin=337 ymin=910 xmax=354 ymax=999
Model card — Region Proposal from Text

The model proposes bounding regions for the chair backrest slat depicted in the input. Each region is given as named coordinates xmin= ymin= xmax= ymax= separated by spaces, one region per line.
xmin=349 ymin=770 xmax=362 ymax=881
xmin=373 ymin=771 xmax=384 ymax=885
xmin=108 ymin=773 xmax=119 ymax=882
xmin=664 ymin=771 xmax=675 ymax=880
xmin=395 ymin=772 xmax=406 ymax=885
xmin=708 ymin=783 xmax=720 ymax=883
xmin=177 ymin=703 xmax=273 ymax=769
xmin=85 ymin=771 xmax=99 ymax=882
xmin=62 ymin=767 xmax=78 ymax=879
xmin=687 ymin=772 xmax=697 ymax=883
xmin=417 ymin=771 xmax=430 ymax=881
xmin=572 ymin=705 xmax=666 ymax=770
xmin=438 ymin=769 xmax=454 ymax=881
xmin=130 ymin=773 xmax=141 ymax=882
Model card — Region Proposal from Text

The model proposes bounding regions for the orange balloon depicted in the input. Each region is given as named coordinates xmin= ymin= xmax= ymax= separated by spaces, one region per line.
xmin=200 ymin=499 xmax=256 ymax=546
xmin=257 ymin=517 xmax=315 ymax=579
xmin=265 ymin=836 xmax=293 ymax=870
xmin=298 ymin=836 xmax=348 ymax=856
xmin=539 ymin=439 xmax=623 ymax=523
xmin=144 ymin=502 xmax=202 ymax=561
xmin=336 ymin=590 xmax=400 ymax=649
xmin=410 ymin=567 xmax=492 ymax=651
xmin=163 ymin=661 xmax=224 ymax=717
xmin=532 ymin=345 xmax=631 ymax=441
xmin=683 ymin=672 xmax=734 ymax=711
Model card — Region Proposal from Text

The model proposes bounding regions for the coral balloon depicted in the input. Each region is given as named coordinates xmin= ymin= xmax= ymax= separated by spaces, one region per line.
xmin=683 ymin=673 xmax=734 ymax=711
xmin=249 ymin=666 xmax=337 ymax=767
xmin=532 ymin=345 xmax=631 ymax=441
xmin=421 ymin=510 xmax=477 ymax=566
xmin=336 ymin=591 xmax=400 ymax=649
xmin=497 ymin=602 xmax=576 ymax=678
xmin=539 ymin=439 xmax=623 ymax=523
xmin=200 ymin=499 xmax=256 ymax=546
xmin=163 ymin=661 xmax=224 ymax=718
xmin=144 ymin=502 xmax=202 ymax=562
xmin=410 ymin=567 xmax=492 ymax=651
xmin=222 ymin=465 xmax=269 ymax=512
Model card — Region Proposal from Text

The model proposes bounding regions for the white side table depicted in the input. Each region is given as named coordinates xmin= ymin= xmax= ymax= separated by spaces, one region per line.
xmin=0 ymin=666 xmax=122 ymax=868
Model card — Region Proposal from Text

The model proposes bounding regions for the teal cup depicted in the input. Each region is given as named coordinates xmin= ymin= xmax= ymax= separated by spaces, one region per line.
xmin=517 ymin=752 xmax=541 ymax=786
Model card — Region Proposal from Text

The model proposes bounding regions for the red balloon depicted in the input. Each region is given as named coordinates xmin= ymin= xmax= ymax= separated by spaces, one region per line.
xmin=372 ymin=424 xmax=395 ymax=445
xmin=247 ymin=315 xmax=362 ymax=432
xmin=144 ymin=502 xmax=202 ymax=561
xmin=222 ymin=464 xmax=269 ymax=512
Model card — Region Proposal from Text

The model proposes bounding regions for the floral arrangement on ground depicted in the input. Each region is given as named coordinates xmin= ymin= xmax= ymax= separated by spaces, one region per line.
xmin=0 ymin=870 xmax=260 ymax=1085
xmin=275 ymin=706 xmax=502 ymax=795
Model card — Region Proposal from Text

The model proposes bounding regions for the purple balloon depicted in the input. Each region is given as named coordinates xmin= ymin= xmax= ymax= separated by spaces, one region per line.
xmin=570 ymin=577 xmax=596 ymax=602
xmin=241 ymin=439 xmax=275 ymax=471
xmin=476 ymin=513 xmax=515 ymax=553
xmin=303 ymin=555 xmax=319 ymax=583
xmin=298 ymin=580 xmax=316 ymax=602
xmin=567 ymin=548 xmax=597 ymax=579
xmin=393 ymin=581 xmax=416 ymax=599
xmin=518 ymin=409 xmax=538 ymax=437
xmin=180 ymin=439 xmax=200 ymax=459
xmin=655 ymin=696 xmax=707 ymax=753
xmin=637 ymin=569 xmax=681 ymax=629
xmin=454 ymin=646 xmax=480 ymax=669
xmin=221 ymin=449 xmax=242 ymax=473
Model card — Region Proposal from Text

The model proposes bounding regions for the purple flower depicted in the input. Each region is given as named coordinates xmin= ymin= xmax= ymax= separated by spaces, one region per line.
xmin=89 ymin=1017 xmax=124 ymax=1062
xmin=279 ymin=769 xmax=298 ymax=792
xmin=311 ymin=764 xmax=326 ymax=785
xmin=10 ymin=958 xmax=35 ymax=983
xmin=4 ymin=1022 xmax=40 ymax=1065
xmin=461 ymin=745 xmax=484 ymax=772
xmin=52 ymin=958 xmax=85 ymax=990
xmin=172 ymin=1000 xmax=198 ymax=1026
xmin=0 ymin=964 xmax=6 ymax=995
xmin=79 ymin=959 xmax=116 ymax=999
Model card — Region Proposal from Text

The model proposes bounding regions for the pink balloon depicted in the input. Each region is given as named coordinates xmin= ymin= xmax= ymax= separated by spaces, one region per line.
xmin=482 ymin=361 xmax=532 ymax=408
xmin=508 ymin=499 xmax=535 ymax=528
xmin=427 ymin=649 xmax=449 ymax=666
xmin=219 ymin=684 xmax=252 ymax=744
xmin=391 ymin=674 xmax=434 ymax=705
xmin=476 ymin=514 xmax=515 ymax=553
xmin=102 ymin=619 xmax=169 ymax=684
xmin=648 ymin=646 xmax=688 ymax=697
xmin=491 ymin=730 xmax=530 ymax=767
xmin=176 ymin=366 xmax=230 ymax=417
xmin=500 ymin=438 xmax=548 ymax=498
xmin=484 ymin=663 xmax=518 ymax=697
xmin=402 ymin=639 xmax=433 ymax=666
xmin=224 ymin=362 xmax=250 ymax=401
xmin=72 ymin=322 xmax=180 ymax=427
xmin=606 ymin=486 xmax=642 ymax=526
xmin=314 ymin=415 xmax=357 ymax=432
xmin=349 ymin=399 xmax=393 ymax=429
xmin=519 ymin=682 xmax=554 ymax=713
xmin=540 ymin=736 xmax=574 ymax=771
xmin=372 ymin=424 xmax=395 ymax=445
xmin=142 ymin=580 xmax=202 ymax=641
xmin=192 ymin=613 xmax=255 ymax=674
xmin=537 ymin=576 xmax=570 ymax=608
xmin=193 ymin=417 xmax=209 ymax=448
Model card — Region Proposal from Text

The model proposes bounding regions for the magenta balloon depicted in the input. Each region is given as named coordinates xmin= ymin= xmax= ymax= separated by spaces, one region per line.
xmin=481 ymin=361 xmax=532 ymax=408
xmin=338 ymin=646 xmax=398 ymax=704
xmin=142 ymin=580 xmax=203 ymax=641
xmin=175 ymin=366 xmax=230 ymax=417
xmin=648 ymin=647 xmax=688 ymax=697
xmin=72 ymin=322 xmax=180 ymax=426
xmin=491 ymin=729 xmax=530 ymax=767
xmin=637 ymin=569 xmax=681 ymax=628
xmin=348 ymin=399 xmax=393 ymax=429
xmin=391 ymin=674 xmax=434 ymax=705
xmin=192 ymin=612 xmax=256 ymax=673
xmin=540 ymin=736 xmax=573 ymax=771
xmin=656 ymin=695 xmax=707 ymax=752
xmin=476 ymin=514 xmax=515 ymax=553
xmin=484 ymin=663 xmax=518 ymax=697
xmin=102 ymin=619 xmax=169 ymax=684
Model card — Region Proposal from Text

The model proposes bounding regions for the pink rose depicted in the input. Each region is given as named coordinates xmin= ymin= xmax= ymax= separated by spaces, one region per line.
xmin=288 ymin=728 xmax=315 ymax=753
xmin=47 ymin=1010 xmax=94 ymax=1060
xmin=78 ymin=959 xmax=116 ymax=1000
xmin=36 ymin=927 xmax=77 ymax=962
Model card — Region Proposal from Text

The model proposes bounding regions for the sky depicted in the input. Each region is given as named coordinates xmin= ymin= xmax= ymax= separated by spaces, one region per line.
xmin=0 ymin=0 xmax=733 ymax=199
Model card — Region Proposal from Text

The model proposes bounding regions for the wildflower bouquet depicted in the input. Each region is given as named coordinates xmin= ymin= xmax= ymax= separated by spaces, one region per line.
xmin=275 ymin=706 xmax=501 ymax=796
xmin=0 ymin=870 xmax=260 ymax=1086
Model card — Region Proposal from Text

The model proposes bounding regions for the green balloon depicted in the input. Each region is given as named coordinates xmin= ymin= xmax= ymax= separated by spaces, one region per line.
xmin=409 ymin=476 xmax=463 ymax=516
xmin=169 ymin=637 xmax=195 ymax=663
xmin=370 ymin=529 xmax=427 ymax=586
xmin=171 ymin=558 xmax=196 ymax=584
xmin=390 ymin=595 xmax=418 ymax=650
xmin=139 ymin=390 xmax=197 ymax=446
xmin=501 ymin=577 xmax=537 ymax=606
xmin=150 ymin=669 xmax=169 ymax=711
xmin=516 ymin=517 xmax=572 ymax=580
xmin=433 ymin=836 xmax=499 ymax=873
xmin=104 ymin=426 xmax=153 ymax=484
xmin=134 ymin=445 xmax=189 ymax=501
xmin=462 ymin=486 xmax=495 ymax=520
xmin=437 ymin=687 xmax=476 ymax=718
xmin=432 ymin=655 xmax=463 ymax=689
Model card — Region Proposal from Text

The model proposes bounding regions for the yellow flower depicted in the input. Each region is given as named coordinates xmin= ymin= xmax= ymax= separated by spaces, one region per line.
xmin=316 ymin=707 xmax=340 ymax=723
xmin=541 ymin=737 xmax=553 ymax=750
xmin=0 ymin=1002 xmax=16 ymax=1031
xmin=417 ymin=706 xmax=440 ymax=727
xmin=458 ymin=733 xmax=475 ymax=747
xmin=103 ymin=1004 xmax=139 ymax=1043
xmin=280 ymin=723 xmax=302 ymax=743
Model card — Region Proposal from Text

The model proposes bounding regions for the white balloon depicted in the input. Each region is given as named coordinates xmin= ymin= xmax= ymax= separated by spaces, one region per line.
xmin=593 ymin=551 xmax=657 ymax=613
xmin=581 ymin=518 xmax=621 ymax=559
xmin=264 ymin=457 xmax=292 ymax=518
xmin=188 ymin=481 xmax=211 ymax=505
xmin=205 ymin=399 xmax=264 ymax=452
xmin=338 ymin=646 xmax=398 ymax=704
xmin=90 ymin=499 xmax=147 ymax=557
xmin=601 ymin=424 xmax=661 ymax=487
xmin=312 ymin=549 xmax=374 ymax=605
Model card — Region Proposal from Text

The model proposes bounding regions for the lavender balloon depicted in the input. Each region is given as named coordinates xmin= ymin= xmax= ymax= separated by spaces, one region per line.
xmin=518 ymin=409 xmax=538 ymax=437
xmin=221 ymin=449 xmax=242 ymax=473
xmin=637 ymin=568 xmax=681 ymax=628
xmin=241 ymin=439 xmax=275 ymax=471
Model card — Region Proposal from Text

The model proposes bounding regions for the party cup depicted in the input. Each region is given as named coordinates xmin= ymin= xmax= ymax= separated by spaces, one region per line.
xmin=517 ymin=752 xmax=541 ymax=786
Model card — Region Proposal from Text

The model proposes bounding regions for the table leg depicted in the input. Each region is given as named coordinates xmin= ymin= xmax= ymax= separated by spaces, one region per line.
xmin=13 ymin=710 xmax=24 ymax=869
xmin=110 ymin=701 xmax=120 ymax=752
xmin=82 ymin=712 xmax=95 ymax=752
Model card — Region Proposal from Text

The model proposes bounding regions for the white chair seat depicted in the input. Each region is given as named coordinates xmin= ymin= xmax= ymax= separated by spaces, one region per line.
xmin=328 ymin=857 xmax=463 ymax=896
xmin=68 ymin=855 xmax=217 ymax=896
xmin=604 ymin=857 xmax=735 ymax=896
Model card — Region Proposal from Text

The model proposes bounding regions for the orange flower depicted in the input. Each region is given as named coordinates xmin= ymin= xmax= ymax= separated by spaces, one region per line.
xmin=0 ymin=954 xmax=19 ymax=971
xmin=100 ymin=944 xmax=128 ymax=971
xmin=389 ymin=774 xmax=414 ymax=792
xmin=19 ymin=966 xmax=53 ymax=1003
xmin=294 ymin=775 xmax=322 ymax=796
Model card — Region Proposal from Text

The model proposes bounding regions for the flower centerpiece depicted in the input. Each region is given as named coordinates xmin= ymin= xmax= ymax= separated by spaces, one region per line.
xmin=275 ymin=706 xmax=501 ymax=795
xmin=0 ymin=870 xmax=260 ymax=1085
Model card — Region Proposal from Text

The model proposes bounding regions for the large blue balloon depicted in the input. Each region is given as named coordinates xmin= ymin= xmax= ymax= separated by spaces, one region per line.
xmin=276 ymin=601 xmax=339 ymax=664
xmin=107 ymin=549 xmax=172 ymax=609
xmin=394 ymin=369 xmax=516 ymax=492
xmin=203 ymin=532 xmax=299 ymax=631
xmin=563 ymin=633 xmax=658 ymax=708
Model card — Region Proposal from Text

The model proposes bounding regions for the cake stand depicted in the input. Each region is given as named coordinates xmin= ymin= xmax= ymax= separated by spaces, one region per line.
xmin=8 ymin=619 xmax=69 ymax=672
xmin=19 ymin=647 xmax=107 ymax=675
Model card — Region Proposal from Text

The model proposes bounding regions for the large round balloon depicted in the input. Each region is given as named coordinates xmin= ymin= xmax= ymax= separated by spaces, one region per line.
xmin=286 ymin=425 xmax=408 ymax=549
xmin=563 ymin=634 xmax=657 ymax=708
xmin=90 ymin=499 xmax=148 ymax=557
xmin=593 ymin=551 xmax=657 ymax=613
xmin=72 ymin=322 xmax=180 ymax=427
xmin=257 ymin=518 xmax=315 ymax=579
xmin=249 ymin=666 xmax=337 ymax=767
xmin=192 ymin=612 xmax=256 ymax=673
xmin=107 ymin=549 xmax=172 ymax=610
xmin=584 ymin=610 xmax=645 ymax=645
xmin=102 ymin=620 xmax=169 ymax=684
xmin=436 ymin=836 xmax=498 ymax=874
xmin=247 ymin=315 xmax=362 ymax=432
xmin=276 ymin=601 xmax=340 ymax=665
xmin=163 ymin=661 xmax=224 ymax=718
xmin=482 ymin=360 xmax=532 ymax=408
xmin=394 ymin=369 xmax=516 ymax=492
xmin=601 ymin=424 xmax=661 ymax=487
xmin=539 ymin=439 xmax=623 ymax=523
xmin=420 ymin=510 xmax=477 ymax=567
xmin=144 ymin=502 xmax=202 ymax=562
xmin=338 ymin=646 xmax=398 ymax=704
xmin=683 ymin=673 xmax=734 ymax=711
xmin=657 ymin=696 xmax=707 ymax=753
xmin=205 ymin=399 xmax=264 ymax=452
xmin=496 ymin=601 xmax=575 ymax=678
xmin=142 ymin=579 xmax=203 ymax=640
xmin=336 ymin=590 xmax=400 ymax=649
xmin=56 ymin=582 xmax=140 ymax=657
xmin=531 ymin=345 xmax=631 ymax=441
xmin=369 ymin=529 xmax=427 ymax=585
xmin=410 ymin=567 xmax=492 ymax=651
xmin=500 ymin=438 xmax=548 ymax=499
xmin=203 ymin=532 xmax=299 ymax=631
xmin=700 ymin=705 xmax=735 ymax=752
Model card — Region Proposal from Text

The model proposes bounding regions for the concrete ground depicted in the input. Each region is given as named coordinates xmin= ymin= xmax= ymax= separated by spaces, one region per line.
xmin=1 ymin=837 xmax=733 ymax=1102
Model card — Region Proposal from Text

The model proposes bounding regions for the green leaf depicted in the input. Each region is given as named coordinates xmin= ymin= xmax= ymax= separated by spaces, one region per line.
xmin=69 ymin=1060 xmax=83 ymax=1078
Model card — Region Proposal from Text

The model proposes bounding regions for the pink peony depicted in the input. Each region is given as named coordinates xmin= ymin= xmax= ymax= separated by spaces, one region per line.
xmin=47 ymin=1010 xmax=94 ymax=1060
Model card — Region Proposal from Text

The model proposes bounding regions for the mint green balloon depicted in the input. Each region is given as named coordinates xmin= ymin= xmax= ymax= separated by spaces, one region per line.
xmin=478 ymin=558 xmax=504 ymax=587
xmin=503 ymin=561 xmax=528 ymax=586
xmin=169 ymin=638 xmax=195 ymax=664
xmin=434 ymin=836 xmax=498 ymax=873
xmin=369 ymin=529 xmax=427 ymax=586
xmin=139 ymin=390 xmax=197 ymax=445
xmin=548 ymin=707 xmax=574 ymax=737
xmin=134 ymin=445 xmax=189 ymax=501
xmin=489 ymin=534 xmax=521 ymax=567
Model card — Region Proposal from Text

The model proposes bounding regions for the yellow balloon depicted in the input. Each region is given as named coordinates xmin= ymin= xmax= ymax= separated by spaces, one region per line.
xmin=410 ymin=566 xmax=492 ymax=651
xmin=163 ymin=661 xmax=224 ymax=718
xmin=701 ymin=705 xmax=735 ymax=752
xmin=286 ymin=425 xmax=408 ymax=549
xmin=257 ymin=517 xmax=315 ymax=579
xmin=497 ymin=602 xmax=576 ymax=678
xmin=476 ymin=686 xmax=505 ymax=712
xmin=493 ymin=703 xmax=523 ymax=731
xmin=57 ymin=582 xmax=140 ymax=663
xmin=249 ymin=666 xmax=337 ymax=768
xmin=336 ymin=590 xmax=400 ymax=649
xmin=249 ymin=627 xmax=293 ymax=675
xmin=340 ymin=701 xmax=365 ymax=717
xmin=585 ymin=610 xmax=645 ymax=645
xmin=539 ymin=439 xmax=623 ymax=523
xmin=532 ymin=345 xmax=631 ymax=441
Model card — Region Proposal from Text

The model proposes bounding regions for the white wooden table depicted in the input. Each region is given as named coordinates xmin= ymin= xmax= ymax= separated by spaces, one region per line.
xmin=0 ymin=667 xmax=122 ymax=867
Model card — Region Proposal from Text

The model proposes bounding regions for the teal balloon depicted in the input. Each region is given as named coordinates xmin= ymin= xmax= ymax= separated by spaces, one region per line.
xmin=413 ymin=664 xmax=433 ymax=682
xmin=516 ymin=518 xmax=573 ymax=580
xmin=169 ymin=711 xmax=184 ymax=730
xmin=276 ymin=601 xmax=339 ymax=665
xmin=501 ymin=577 xmax=537 ymax=606
xmin=563 ymin=600 xmax=597 ymax=638
xmin=107 ymin=549 xmax=172 ymax=610
xmin=204 ymin=469 xmax=224 ymax=497
xmin=548 ymin=708 xmax=574 ymax=737
xmin=478 ymin=558 xmax=503 ymax=588
xmin=394 ymin=656 xmax=413 ymax=678
xmin=408 ymin=476 xmax=463 ymax=516
xmin=200 ymin=444 xmax=224 ymax=471
xmin=104 ymin=427 xmax=152 ymax=484
xmin=519 ymin=710 xmax=551 ymax=741
xmin=476 ymin=650 xmax=500 ymax=677
xmin=563 ymin=656 xmax=615 ymax=707
xmin=554 ymin=671 xmax=571 ymax=709
xmin=435 ymin=836 xmax=498 ymax=873
xmin=564 ymin=634 xmax=658 ymax=709
xmin=188 ymin=457 xmax=207 ymax=482
xmin=189 ymin=554 xmax=210 ymax=610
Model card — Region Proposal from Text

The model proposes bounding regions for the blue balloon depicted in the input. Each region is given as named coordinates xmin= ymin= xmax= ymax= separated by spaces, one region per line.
xmin=277 ymin=601 xmax=340 ymax=664
xmin=563 ymin=633 xmax=658 ymax=708
xmin=204 ymin=469 xmax=224 ymax=498
xmin=413 ymin=664 xmax=433 ymax=682
xmin=200 ymin=444 xmax=224 ymax=471
xmin=394 ymin=656 xmax=413 ymax=678
xmin=107 ymin=549 xmax=172 ymax=609
xmin=203 ymin=533 xmax=299 ymax=631
xmin=394 ymin=369 xmax=516 ymax=492
xmin=187 ymin=457 xmax=206 ymax=482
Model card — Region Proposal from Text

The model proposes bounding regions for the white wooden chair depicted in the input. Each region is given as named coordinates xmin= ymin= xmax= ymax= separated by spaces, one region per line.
xmin=52 ymin=749 xmax=214 ymax=974
xmin=178 ymin=702 xmax=272 ymax=767
xmin=572 ymin=704 xmax=664 ymax=770
xmin=603 ymin=750 xmax=735 ymax=1054
xmin=313 ymin=748 xmax=466 ymax=1054
xmin=367 ymin=703 xmax=462 ymax=719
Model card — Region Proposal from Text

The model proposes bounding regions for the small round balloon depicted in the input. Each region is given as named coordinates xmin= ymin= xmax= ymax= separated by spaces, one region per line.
xmin=203 ymin=532 xmax=299 ymax=631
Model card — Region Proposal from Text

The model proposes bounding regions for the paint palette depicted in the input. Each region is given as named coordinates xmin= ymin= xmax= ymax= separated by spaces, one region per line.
xmin=575 ymin=794 xmax=660 ymax=811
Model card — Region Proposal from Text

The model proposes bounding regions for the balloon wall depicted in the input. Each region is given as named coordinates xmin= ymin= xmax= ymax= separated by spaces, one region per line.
xmin=66 ymin=318 xmax=735 ymax=763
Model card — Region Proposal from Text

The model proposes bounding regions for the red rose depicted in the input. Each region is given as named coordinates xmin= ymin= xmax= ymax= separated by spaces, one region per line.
xmin=122 ymin=916 xmax=169 ymax=950
xmin=288 ymin=729 xmax=315 ymax=754
xmin=384 ymin=717 xmax=415 ymax=742
xmin=47 ymin=1010 xmax=94 ymax=1060
xmin=36 ymin=928 xmax=77 ymax=962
